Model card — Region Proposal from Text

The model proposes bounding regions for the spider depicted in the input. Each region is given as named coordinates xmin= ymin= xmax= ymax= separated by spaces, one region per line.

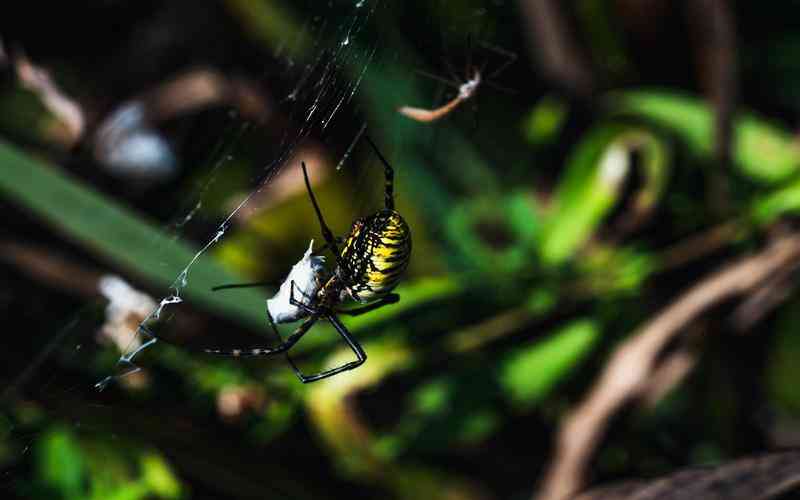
xmin=398 ymin=39 xmax=516 ymax=123
xmin=206 ymin=137 xmax=412 ymax=383
xmin=398 ymin=69 xmax=482 ymax=123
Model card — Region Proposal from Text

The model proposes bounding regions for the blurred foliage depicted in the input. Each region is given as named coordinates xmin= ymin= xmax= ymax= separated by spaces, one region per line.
xmin=610 ymin=90 xmax=800 ymax=184
xmin=3 ymin=1 xmax=800 ymax=500
xmin=499 ymin=319 xmax=599 ymax=409
xmin=26 ymin=427 xmax=182 ymax=500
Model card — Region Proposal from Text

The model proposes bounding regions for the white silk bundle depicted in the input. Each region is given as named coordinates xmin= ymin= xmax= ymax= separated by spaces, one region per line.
xmin=267 ymin=240 xmax=326 ymax=324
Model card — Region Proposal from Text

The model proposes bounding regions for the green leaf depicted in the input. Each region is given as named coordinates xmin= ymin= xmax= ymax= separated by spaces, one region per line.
xmin=499 ymin=319 xmax=600 ymax=408
xmin=36 ymin=427 xmax=85 ymax=498
xmin=578 ymin=244 xmax=657 ymax=294
xmin=413 ymin=378 xmax=452 ymax=416
xmin=455 ymin=410 xmax=500 ymax=444
xmin=444 ymin=192 xmax=540 ymax=275
xmin=0 ymin=140 xmax=269 ymax=330
xmin=224 ymin=0 xmax=310 ymax=54
xmin=539 ymin=125 xmax=669 ymax=265
xmin=611 ymin=89 xmax=800 ymax=184
xmin=100 ymin=483 xmax=150 ymax=500
xmin=139 ymin=452 xmax=182 ymax=499
xmin=766 ymin=303 xmax=800 ymax=415
xmin=522 ymin=95 xmax=569 ymax=146
xmin=751 ymin=176 xmax=800 ymax=225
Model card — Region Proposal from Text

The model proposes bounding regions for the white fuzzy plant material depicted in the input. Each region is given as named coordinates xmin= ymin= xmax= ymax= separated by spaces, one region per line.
xmin=97 ymin=275 xmax=158 ymax=352
xmin=267 ymin=240 xmax=327 ymax=324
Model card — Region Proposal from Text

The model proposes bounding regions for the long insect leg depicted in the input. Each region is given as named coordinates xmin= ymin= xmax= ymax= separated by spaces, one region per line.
xmin=335 ymin=294 xmax=399 ymax=316
xmin=288 ymin=314 xmax=366 ymax=383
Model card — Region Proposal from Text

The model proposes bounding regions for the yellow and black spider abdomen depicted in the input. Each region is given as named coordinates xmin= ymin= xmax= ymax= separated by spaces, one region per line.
xmin=339 ymin=209 xmax=411 ymax=302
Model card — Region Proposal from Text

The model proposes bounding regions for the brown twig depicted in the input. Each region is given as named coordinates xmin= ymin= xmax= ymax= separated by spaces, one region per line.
xmin=143 ymin=68 xmax=271 ymax=123
xmin=0 ymin=241 xmax=103 ymax=297
xmin=730 ymin=266 xmax=798 ymax=334
xmin=657 ymin=221 xmax=742 ymax=271
xmin=639 ymin=335 xmax=700 ymax=408
xmin=532 ymin=233 xmax=800 ymax=500
xmin=518 ymin=0 xmax=595 ymax=99
xmin=688 ymin=0 xmax=738 ymax=213
xmin=0 ymin=38 xmax=7 ymax=69
xmin=575 ymin=450 xmax=800 ymax=500
xmin=92 ymin=67 xmax=274 ymax=182
xmin=229 ymin=142 xmax=331 ymax=222
xmin=15 ymin=53 xmax=86 ymax=146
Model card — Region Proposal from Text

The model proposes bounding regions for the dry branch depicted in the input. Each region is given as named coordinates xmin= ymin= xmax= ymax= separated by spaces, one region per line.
xmin=0 ymin=241 xmax=102 ymax=297
xmin=15 ymin=54 xmax=86 ymax=146
xmin=688 ymin=0 xmax=738 ymax=213
xmin=518 ymin=0 xmax=595 ymax=99
xmin=574 ymin=451 xmax=800 ymax=500
xmin=533 ymin=233 xmax=800 ymax=500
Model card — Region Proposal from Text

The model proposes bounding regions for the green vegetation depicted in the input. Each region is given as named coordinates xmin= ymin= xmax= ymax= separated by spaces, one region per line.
xmin=3 ymin=2 xmax=800 ymax=499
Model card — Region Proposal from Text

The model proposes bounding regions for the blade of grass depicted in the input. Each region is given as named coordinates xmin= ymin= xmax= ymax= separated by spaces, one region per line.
xmin=0 ymin=140 xmax=268 ymax=329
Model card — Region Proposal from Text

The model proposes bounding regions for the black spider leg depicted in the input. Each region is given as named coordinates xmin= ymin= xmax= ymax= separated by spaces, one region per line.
xmin=336 ymin=293 xmax=400 ymax=316
xmin=481 ymin=79 xmax=518 ymax=96
xmin=203 ymin=313 xmax=321 ymax=357
xmin=439 ymin=29 xmax=462 ymax=86
xmin=265 ymin=308 xmax=284 ymax=345
xmin=282 ymin=278 xmax=327 ymax=381
xmin=286 ymin=313 xmax=366 ymax=383
xmin=210 ymin=281 xmax=276 ymax=291
xmin=464 ymin=32 xmax=483 ymax=131
xmin=282 ymin=284 xmax=395 ymax=383
xmin=287 ymin=279 xmax=318 ymax=314
xmin=315 ymin=236 xmax=344 ymax=255
xmin=478 ymin=40 xmax=518 ymax=80
xmin=414 ymin=69 xmax=460 ymax=89
xmin=264 ymin=300 xmax=296 ymax=371
xmin=363 ymin=136 xmax=395 ymax=211
xmin=301 ymin=161 xmax=345 ymax=267
xmin=466 ymin=32 xmax=474 ymax=78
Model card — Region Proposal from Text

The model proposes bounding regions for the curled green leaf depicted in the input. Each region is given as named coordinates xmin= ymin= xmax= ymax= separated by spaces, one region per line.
xmin=539 ymin=125 xmax=669 ymax=266
xmin=611 ymin=89 xmax=800 ymax=184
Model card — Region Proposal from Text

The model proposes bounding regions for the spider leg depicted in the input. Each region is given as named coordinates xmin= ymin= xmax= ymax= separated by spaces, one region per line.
xmin=204 ymin=314 xmax=320 ymax=357
xmin=265 ymin=309 xmax=283 ymax=345
xmin=335 ymin=293 xmax=399 ymax=316
xmin=288 ymin=313 xmax=366 ymax=383
xmin=288 ymin=280 xmax=319 ymax=315
xmin=301 ymin=161 xmax=340 ymax=257
xmin=477 ymin=40 xmax=518 ymax=80
xmin=364 ymin=136 xmax=395 ymax=211
xmin=439 ymin=32 xmax=462 ymax=85
xmin=413 ymin=69 xmax=460 ymax=89
xmin=478 ymin=57 xmax=490 ymax=78
xmin=266 ymin=308 xmax=299 ymax=378
xmin=315 ymin=236 xmax=345 ymax=256
xmin=482 ymin=80 xmax=517 ymax=95
xmin=211 ymin=281 xmax=276 ymax=291
xmin=465 ymin=32 xmax=473 ymax=80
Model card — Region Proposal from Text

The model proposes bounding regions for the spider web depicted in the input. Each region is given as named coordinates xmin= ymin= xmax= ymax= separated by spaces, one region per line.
xmin=1 ymin=2 xmax=521 ymax=496
xmin=1 ymin=0 xmax=382 ymax=494
xmin=94 ymin=1 xmax=380 ymax=390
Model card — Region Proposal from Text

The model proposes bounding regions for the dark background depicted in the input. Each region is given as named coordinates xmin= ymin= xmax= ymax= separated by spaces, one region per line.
xmin=3 ymin=1 xmax=800 ymax=499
